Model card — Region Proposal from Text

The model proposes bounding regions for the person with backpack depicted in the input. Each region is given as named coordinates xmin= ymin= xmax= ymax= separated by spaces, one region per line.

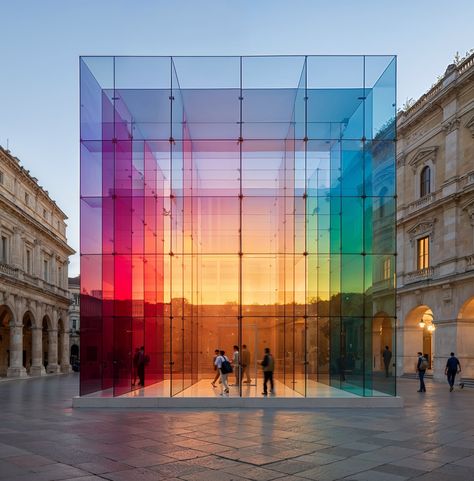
xmin=215 ymin=350 xmax=232 ymax=395
xmin=416 ymin=351 xmax=428 ymax=392
xmin=445 ymin=352 xmax=462 ymax=392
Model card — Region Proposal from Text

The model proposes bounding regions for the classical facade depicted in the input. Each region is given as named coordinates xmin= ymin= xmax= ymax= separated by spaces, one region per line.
xmin=68 ymin=276 xmax=80 ymax=362
xmin=0 ymin=146 xmax=75 ymax=377
xmin=397 ymin=53 xmax=474 ymax=381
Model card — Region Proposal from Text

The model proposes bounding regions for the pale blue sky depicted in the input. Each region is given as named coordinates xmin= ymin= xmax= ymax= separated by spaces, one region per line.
xmin=0 ymin=0 xmax=473 ymax=276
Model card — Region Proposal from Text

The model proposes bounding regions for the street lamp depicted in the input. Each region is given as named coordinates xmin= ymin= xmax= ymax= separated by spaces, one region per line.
xmin=427 ymin=324 xmax=436 ymax=332
xmin=418 ymin=319 xmax=425 ymax=328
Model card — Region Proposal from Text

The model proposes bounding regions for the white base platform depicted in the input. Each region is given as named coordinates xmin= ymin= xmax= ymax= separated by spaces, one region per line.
xmin=73 ymin=394 xmax=403 ymax=408
xmin=73 ymin=378 xmax=403 ymax=408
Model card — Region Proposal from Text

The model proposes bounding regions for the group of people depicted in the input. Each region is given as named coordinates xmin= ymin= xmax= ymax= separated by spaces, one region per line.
xmin=212 ymin=346 xmax=275 ymax=396
xmin=416 ymin=351 xmax=464 ymax=392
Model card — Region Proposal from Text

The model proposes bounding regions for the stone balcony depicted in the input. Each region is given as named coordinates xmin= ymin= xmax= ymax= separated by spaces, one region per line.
xmin=405 ymin=267 xmax=435 ymax=284
xmin=0 ymin=262 xmax=70 ymax=299
xmin=407 ymin=193 xmax=436 ymax=214
xmin=0 ymin=262 xmax=19 ymax=277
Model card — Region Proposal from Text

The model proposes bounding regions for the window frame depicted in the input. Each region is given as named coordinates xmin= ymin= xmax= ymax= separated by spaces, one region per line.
xmin=417 ymin=236 xmax=430 ymax=270
xmin=420 ymin=165 xmax=431 ymax=198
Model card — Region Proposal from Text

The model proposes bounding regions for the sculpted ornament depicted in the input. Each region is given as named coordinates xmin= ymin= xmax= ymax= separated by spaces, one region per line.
xmin=442 ymin=117 xmax=461 ymax=134
xmin=407 ymin=219 xmax=436 ymax=244
xmin=408 ymin=146 xmax=438 ymax=173
xmin=461 ymin=198 xmax=474 ymax=226
xmin=466 ymin=115 xmax=474 ymax=138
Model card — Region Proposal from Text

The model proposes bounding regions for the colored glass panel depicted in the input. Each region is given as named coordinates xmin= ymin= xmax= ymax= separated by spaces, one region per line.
xmin=80 ymin=55 xmax=396 ymax=398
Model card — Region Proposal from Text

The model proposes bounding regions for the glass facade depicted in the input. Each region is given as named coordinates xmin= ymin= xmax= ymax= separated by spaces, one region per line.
xmin=80 ymin=55 xmax=396 ymax=398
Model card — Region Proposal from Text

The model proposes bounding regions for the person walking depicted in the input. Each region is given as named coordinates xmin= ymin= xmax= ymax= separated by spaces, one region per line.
xmin=132 ymin=347 xmax=140 ymax=386
xmin=416 ymin=351 xmax=427 ymax=392
xmin=215 ymin=350 xmax=231 ymax=395
xmin=241 ymin=344 xmax=251 ymax=384
xmin=445 ymin=352 xmax=462 ymax=392
xmin=232 ymin=345 xmax=240 ymax=386
xmin=382 ymin=345 xmax=392 ymax=377
xmin=211 ymin=349 xmax=220 ymax=387
xmin=261 ymin=347 xmax=274 ymax=396
xmin=137 ymin=346 xmax=147 ymax=387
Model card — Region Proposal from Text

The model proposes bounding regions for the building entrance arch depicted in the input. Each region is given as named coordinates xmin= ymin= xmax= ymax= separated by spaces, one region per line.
xmin=0 ymin=305 xmax=14 ymax=376
xmin=373 ymin=312 xmax=394 ymax=374
xmin=456 ymin=296 xmax=474 ymax=378
xmin=403 ymin=305 xmax=435 ymax=374
xmin=42 ymin=316 xmax=51 ymax=370
xmin=58 ymin=318 xmax=64 ymax=369
xmin=22 ymin=312 xmax=33 ymax=372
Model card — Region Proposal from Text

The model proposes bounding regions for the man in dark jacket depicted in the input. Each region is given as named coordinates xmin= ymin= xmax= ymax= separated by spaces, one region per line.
xmin=261 ymin=348 xmax=274 ymax=396
xmin=416 ymin=351 xmax=427 ymax=392
xmin=382 ymin=346 xmax=392 ymax=377
xmin=445 ymin=352 xmax=462 ymax=392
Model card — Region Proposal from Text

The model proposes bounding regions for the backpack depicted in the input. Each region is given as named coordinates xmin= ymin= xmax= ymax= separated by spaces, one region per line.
xmin=220 ymin=357 xmax=233 ymax=374
xmin=420 ymin=357 xmax=429 ymax=370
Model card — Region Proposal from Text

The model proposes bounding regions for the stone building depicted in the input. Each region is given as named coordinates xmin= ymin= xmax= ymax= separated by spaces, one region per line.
xmin=397 ymin=53 xmax=474 ymax=381
xmin=0 ymin=146 xmax=75 ymax=377
xmin=68 ymin=275 xmax=80 ymax=363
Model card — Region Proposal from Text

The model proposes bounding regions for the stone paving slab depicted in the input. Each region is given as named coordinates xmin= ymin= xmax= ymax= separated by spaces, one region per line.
xmin=0 ymin=374 xmax=474 ymax=480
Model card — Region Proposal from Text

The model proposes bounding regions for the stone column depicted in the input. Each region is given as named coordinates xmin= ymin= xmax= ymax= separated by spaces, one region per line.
xmin=60 ymin=330 xmax=71 ymax=373
xmin=33 ymin=240 xmax=41 ymax=278
xmin=399 ymin=325 xmax=423 ymax=376
xmin=30 ymin=326 xmax=46 ymax=376
xmin=47 ymin=328 xmax=60 ymax=373
xmin=10 ymin=228 xmax=22 ymax=269
xmin=7 ymin=323 xmax=27 ymax=377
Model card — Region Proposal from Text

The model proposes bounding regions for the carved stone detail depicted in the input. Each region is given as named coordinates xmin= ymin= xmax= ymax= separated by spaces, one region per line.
xmin=461 ymin=198 xmax=474 ymax=226
xmin=408 ymin=146 xmax=438 ymax=173
xmin=466 ymin=114 xmax=474 ymax=138
xmin=407 ymin=218 xmax=436 ymax=244
xmin=442 ymin=117 xmax=461 ymax=134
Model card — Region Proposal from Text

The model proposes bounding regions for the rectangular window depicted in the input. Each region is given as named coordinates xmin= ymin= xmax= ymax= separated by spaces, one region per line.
xmin=0 ymin=171 xmax=3 ymax=184
xmin=43 ymin=259 xmax=49 ymax=281
xmin=383 ymin=257 xmax=391 ymax=280
xmin=26 ymin=249 xmax=31 ymax=274
xmin=25 ymin=192 xmax=29 ymax=205
xmin=1 ymin=236 xmax=7 ymax=263
xmin=417 ymin=236 xmax=429 ymax=270
xmin=58 ymin=266 xmax=62 ymax=287
xmin=72 ymin=320 xmax=77 ymax=330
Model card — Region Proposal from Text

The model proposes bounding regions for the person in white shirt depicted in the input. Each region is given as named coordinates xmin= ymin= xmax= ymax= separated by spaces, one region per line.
xmin=214 ymin=350 xmax=230 ymax=395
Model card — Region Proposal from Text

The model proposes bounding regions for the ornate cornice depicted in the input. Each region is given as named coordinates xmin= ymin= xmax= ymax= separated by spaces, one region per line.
xmin=466 ymin=114 xmax=474 ymax=138
xmin=442 ymin=117 xmax=461 ymax=134
xmin=407 ymin=218 xmax=436 ymax=244
xmin=0 ymin=196 xmax=75 ymax=256
xmin=408 ymin=146 xmax=438 ymax=173
xmin=0 ymin=148 xmax=68 ymax=220
xmin=461 ymin=197 xmax=474 ymax=226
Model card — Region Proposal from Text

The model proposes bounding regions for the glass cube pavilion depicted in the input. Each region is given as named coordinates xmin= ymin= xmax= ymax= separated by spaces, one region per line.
xmin=80 ymin=55 xmax=396 ymax=399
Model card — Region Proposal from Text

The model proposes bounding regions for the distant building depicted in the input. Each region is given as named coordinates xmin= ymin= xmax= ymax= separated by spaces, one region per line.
xmin=397 ymin=53 xmax=474 ymax=380
xmin=0 ymin=146 xmax=75 ymax=377
xmin=68 ymin=276 xmax=80 ymax=363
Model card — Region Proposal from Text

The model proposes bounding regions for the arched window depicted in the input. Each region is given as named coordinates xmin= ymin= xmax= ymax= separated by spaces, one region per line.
xmin=420 ymin=166 xmax=431 ymax=197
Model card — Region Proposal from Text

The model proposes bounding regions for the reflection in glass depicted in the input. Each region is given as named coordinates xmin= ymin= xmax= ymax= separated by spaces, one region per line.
xmin=80 ymin=55 xmax=396 ymax=398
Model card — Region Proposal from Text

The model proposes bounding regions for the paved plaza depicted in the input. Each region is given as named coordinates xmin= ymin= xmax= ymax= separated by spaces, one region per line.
xmin=0 ymin=375 xmax=473 ymax=481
